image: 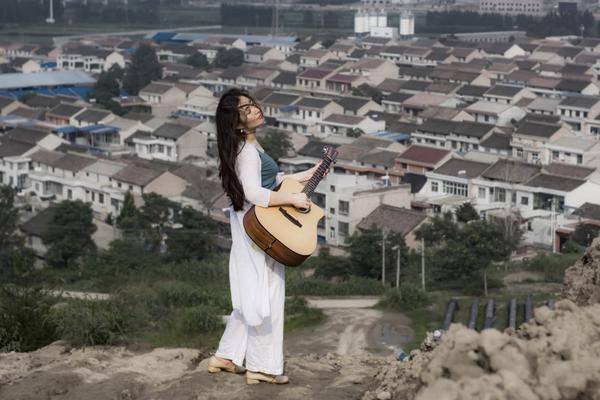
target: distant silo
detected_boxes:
[399,11,415,37]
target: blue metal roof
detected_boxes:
[371,131,411,141]
[54,124,119,136]
[147,32,297,46]
[0,70,95,91]
[145,32,179,42]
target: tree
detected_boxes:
[352,84,383,104]
[43,200,97,269]
[116,191,138,229]
[185,52,209,69]
[455,203,479,223]
[89,65,125,114]
[260,129,293,161]
[347,128,364,138]
[347,229,408,282]
[571,224,600,248]
[139,193,179,252]
[312,247,353,279]
[123,44,162,95]
[415,215,520,289]
[165,206,218,262]
[213,48,244,69]
[0,185,34,283]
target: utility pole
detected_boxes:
[421,237,425,291]
[381,229,386,286]
[551,197,557,253]
[395,245,401,289]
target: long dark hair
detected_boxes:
[216,88,256,211]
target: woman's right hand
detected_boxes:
[289,192,311,211]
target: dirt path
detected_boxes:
[0,297,412,400]
[288,297,413,357]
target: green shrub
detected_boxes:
[52,298,129,346]
[285,296,310,315]
[153,281,231,312]
[181,305,221,334]
[377,284,429,311]
[287,275,386,296]
[525,253,581,283]
[0,286,58,352]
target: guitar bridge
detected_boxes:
[278,207,302,228]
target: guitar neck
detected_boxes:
[301,158,333,197]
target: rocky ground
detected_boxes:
[0,299,411,400]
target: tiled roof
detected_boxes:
[433,158,491,178]
[75,108,111,123]
[357,205,427,235]
[5,127,50,144]
[485,84,523,98]
[572,203,600,221]
[542,163,595,179]
[559,95,600,109]
[515,121,561,139]
[524,173,585,192]
[153,122,190,139]
[482,159,541,183]
[481,132,511,150]
[397,145,450,165]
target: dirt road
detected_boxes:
[0,297,412,400]
[288,297,413,357]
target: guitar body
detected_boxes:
[243,178,324,267]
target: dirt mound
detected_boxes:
[365,240,600,400]
[562,237,600,306]
[365,301,600,400]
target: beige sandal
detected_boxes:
[246,370,289,385]
[207,356,246,374]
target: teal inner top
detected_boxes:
[257,148,279,190]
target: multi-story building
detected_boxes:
[311,173,412,247]
[479,0,546,16]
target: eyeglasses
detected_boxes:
[238,101,262,116]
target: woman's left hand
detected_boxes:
[303,161,328,182]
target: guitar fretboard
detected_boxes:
[302,158,333,197]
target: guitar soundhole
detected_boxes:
[296,206,310,214]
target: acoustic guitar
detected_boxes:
[243,146,338,267]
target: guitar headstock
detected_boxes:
[322,146,339,165]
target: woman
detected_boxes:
[207,88,319,385]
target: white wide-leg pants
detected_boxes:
[215,258,285,375]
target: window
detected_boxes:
[312,193,325,208]
[478,187,486,199]
[494,187,506,202]
[339,200,349,215]
[67,189,72,199]
[118,182,122,188]
[511,191,516,204]
[339,222,349,236]
[442,181,468,197]
[552,151,559,160]
[318,218,325,229]
[329,226,336,239]
[99,193,104,204]
[330,207,335,215]
[129,185,133,191]
[521,196,529,206]
[330,185,335,192]
[92,192,95,202]
[431,182,439,192]
[577,154,583,164]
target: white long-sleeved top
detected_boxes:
[227,142,283,326]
